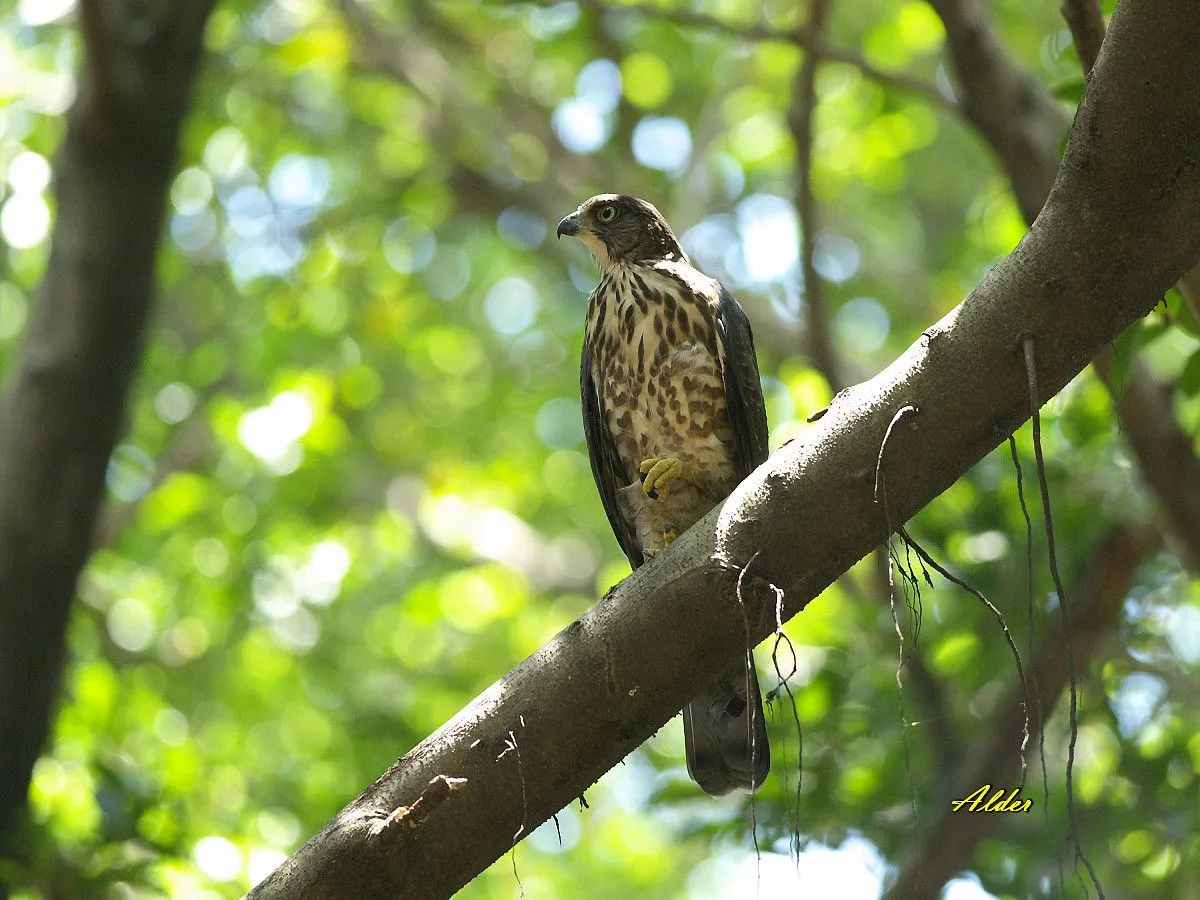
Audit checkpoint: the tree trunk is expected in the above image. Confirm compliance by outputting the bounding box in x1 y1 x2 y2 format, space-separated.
0 0 217 848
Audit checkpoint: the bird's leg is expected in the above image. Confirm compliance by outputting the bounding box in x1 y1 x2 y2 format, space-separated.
638 456 688 499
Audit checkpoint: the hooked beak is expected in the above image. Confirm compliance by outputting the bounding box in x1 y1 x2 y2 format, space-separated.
556 212 581 239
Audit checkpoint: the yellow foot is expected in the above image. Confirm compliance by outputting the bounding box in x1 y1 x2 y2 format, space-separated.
639 456 685 499
660 528 678 545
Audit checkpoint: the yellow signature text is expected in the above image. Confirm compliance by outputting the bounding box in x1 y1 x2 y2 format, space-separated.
950 784 1033 814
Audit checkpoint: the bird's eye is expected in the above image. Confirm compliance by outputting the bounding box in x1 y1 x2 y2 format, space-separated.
597 205 617 223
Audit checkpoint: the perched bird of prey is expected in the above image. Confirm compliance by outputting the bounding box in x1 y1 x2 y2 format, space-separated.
557 194 770 795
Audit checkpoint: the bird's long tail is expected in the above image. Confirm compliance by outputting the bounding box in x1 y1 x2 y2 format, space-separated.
683 658 770 795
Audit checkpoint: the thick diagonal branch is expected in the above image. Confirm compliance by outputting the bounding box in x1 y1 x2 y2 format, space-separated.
250 4 1200 896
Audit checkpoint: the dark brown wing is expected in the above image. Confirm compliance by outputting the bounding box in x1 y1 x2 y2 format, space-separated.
581 335 644 569
715 285 769 479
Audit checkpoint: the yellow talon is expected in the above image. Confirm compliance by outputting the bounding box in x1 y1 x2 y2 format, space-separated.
639 456 683 499
661 529 678 545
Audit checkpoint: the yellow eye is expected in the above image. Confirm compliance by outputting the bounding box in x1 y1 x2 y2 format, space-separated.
597 205 617 223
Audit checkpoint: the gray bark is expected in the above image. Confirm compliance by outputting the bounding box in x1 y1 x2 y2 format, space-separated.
250 2 1200 897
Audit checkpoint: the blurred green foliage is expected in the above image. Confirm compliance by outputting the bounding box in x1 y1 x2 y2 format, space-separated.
1 0 1199 897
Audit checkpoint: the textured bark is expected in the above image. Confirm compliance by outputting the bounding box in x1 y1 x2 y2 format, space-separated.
0 0 216 845
885 525 1158 899
931 0 1200 575
250 3 1200 897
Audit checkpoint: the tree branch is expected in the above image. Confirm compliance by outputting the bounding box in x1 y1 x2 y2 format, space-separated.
930 0 1200 575
250 4 1200 895
789 0 842 391
1062 0 1106 73
885 524 1158 898
926 0 1070 224
0 0 217 845
554 0 961 116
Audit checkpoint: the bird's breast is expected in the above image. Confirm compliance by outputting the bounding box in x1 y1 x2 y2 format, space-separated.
587 265 735 490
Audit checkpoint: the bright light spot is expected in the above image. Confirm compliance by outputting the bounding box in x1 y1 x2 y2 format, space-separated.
690 838 885 899
382 217 436 274
944 874 999 899
814 232 862 283
268 154 331 209
107 597 155 653
423 246 472 300
736 193 797 283
300 540 351 605
420 496 551 582
193 836 243 882
203 127 250 181
238 391 314 470
632 116 691 174
497 207 547 248
484 276 539 335
226 186 274 239
155 382 197 424
248 848 288 886
171 167 214 214
535 397 583 449
528 1 579 37
1165 605 1200 664
1110 672 1166 737
154 708 189 746
193 537 230 578
106 444 154 502
7 151 50 193
576 58 621 114
271 606 320 652
682 214 737 276
1 193 50 249
254 569 301 621
171 210 219 255
552 97 610 154
18 0 75 25
834 297 891 353
963 530 1008 563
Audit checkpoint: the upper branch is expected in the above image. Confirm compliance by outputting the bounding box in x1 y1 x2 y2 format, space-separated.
926 0 1069 223
555 0 960 115
250 3 1200 896
789 0 843 390
1062 0 1106 73
931 0 1200 575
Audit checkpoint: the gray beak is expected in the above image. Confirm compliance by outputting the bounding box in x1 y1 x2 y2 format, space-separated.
556 213 581 239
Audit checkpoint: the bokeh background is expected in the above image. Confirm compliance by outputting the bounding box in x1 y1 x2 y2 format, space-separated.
1 0 1198 897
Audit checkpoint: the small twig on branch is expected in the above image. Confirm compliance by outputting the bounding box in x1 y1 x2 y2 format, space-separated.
369 775 468 840
896 525 1030 787
1062 0 1106 73
1023 337 1105 899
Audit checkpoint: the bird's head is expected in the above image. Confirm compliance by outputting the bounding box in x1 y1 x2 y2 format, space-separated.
556 194 685 269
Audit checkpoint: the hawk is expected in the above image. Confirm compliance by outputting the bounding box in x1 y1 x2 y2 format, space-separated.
557 194 770 795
